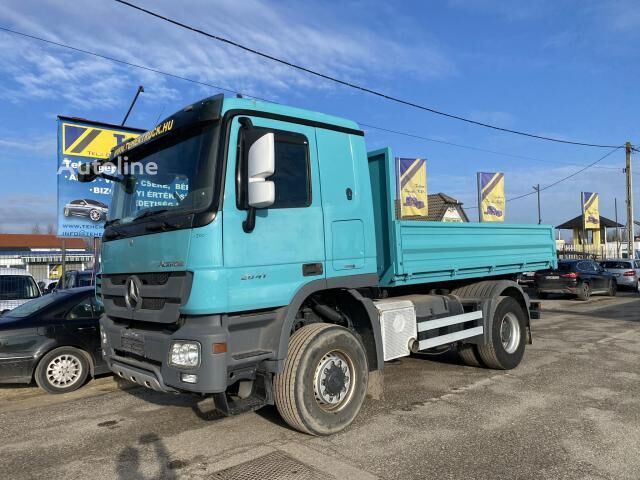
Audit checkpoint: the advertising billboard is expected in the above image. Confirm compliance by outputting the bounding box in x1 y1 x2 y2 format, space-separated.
478 172 505 222
582 192 600 230
57 117 144 237
397 157 428 219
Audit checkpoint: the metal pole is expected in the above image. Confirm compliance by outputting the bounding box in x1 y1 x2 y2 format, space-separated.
477 173 483 223
625 142 635 258
121 85 144 126
615 197 620 258
533 184 541 224
581 192 586 258
61 238 66 289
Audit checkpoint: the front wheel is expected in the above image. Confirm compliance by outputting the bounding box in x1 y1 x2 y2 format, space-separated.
477 296 527 370
274 323 368 436
35 347 89 394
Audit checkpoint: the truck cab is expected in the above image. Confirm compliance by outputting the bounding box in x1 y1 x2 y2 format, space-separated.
93 95 556 435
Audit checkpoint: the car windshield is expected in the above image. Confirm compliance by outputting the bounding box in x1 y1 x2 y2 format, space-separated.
0 275 40 300
4 292 67 318
602 261 632 269
108 123 218 225
77 273 93 286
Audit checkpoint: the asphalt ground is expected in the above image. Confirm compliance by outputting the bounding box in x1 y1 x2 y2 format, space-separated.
1 291 639 480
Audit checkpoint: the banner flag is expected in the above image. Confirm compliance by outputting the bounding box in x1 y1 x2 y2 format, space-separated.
582 192 600 230
478 172 505 222
57 117 144 237
397 157 428 218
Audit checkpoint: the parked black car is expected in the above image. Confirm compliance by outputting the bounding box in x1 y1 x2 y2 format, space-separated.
0 287 108 393
535 259 616 300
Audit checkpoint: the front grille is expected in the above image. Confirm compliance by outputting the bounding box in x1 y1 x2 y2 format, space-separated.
101 271 192 323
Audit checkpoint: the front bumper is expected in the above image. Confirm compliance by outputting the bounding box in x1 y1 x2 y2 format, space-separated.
101 315 229 394
0 355 35 384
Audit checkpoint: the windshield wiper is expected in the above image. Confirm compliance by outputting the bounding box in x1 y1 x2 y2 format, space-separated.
133 208 169 221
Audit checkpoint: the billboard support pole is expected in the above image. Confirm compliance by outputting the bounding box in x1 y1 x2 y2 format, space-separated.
625 142 635 258
476 173 483 223
61 238 66 288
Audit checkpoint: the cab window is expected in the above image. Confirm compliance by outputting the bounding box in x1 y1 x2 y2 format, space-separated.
67 297 94 320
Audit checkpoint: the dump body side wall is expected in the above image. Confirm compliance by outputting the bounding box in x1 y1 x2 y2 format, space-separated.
367 148 557 289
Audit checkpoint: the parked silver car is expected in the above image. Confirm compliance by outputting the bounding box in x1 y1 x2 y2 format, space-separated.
63 198 108 222
600 259 640 291
0 268 41 313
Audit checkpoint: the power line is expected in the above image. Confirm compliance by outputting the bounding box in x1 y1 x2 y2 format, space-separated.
114 0 621 149
3 25 626 175
361 123 623 171
467 147 622 210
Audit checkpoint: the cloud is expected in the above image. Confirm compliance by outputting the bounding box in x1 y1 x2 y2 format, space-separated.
0 0 456 113
446 0 557 21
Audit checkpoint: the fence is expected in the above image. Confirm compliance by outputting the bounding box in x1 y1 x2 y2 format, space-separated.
557 242 640 261
0 250 97 284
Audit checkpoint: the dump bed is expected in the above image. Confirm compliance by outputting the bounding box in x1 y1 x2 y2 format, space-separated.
368 148 557 287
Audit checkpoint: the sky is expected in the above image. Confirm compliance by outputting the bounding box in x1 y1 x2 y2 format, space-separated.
0 0 639 234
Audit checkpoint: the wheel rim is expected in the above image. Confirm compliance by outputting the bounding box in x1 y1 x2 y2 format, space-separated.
313 350 354 412
46 354 82 388
584 284 590 297
90 210 100 221
500 312 521 354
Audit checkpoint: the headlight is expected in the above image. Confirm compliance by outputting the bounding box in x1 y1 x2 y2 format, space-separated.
169 341 200 368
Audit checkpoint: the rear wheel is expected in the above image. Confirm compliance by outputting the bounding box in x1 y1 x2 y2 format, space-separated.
457 344 484 367
89 209 101 222
35 347 89 394
576 282 591 301
274 323 368 436
477 297 527 370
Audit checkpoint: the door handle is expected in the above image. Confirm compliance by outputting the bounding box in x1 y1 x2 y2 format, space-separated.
77 327 96 332
302 263 323 276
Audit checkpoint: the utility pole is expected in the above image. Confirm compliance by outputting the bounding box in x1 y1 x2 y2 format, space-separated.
625 142 635 258
533 184 541 224
615 197 621 258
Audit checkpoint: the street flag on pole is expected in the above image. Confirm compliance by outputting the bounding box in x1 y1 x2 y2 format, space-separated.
582 192 600 230
397 158 428 219
478 172 506 222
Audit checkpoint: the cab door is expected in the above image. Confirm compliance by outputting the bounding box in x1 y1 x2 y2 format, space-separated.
222 116 325 312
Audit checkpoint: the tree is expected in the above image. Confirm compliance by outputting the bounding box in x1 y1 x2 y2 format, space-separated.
32 224 42 234
46 223 55 235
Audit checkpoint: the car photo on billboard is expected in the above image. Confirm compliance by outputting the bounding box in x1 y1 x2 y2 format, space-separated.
62 198 108 222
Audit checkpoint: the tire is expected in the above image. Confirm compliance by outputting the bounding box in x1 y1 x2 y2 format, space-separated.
608 280 617 297
35 347 90 394
576 282 591 301
457 344 484 367
89 209 102 222
537 291 548 300
274 323 368 436
477 297 527 370
63 207 69 216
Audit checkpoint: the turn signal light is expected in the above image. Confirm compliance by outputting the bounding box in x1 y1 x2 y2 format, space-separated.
212 342 227 354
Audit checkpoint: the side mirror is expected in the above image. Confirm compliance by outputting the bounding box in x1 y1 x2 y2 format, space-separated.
247 132 275 208
77 161 100 183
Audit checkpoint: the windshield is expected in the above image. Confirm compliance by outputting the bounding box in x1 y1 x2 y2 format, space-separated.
602 261 632 269
108 124 218 225
0 275 40 300
4 292 66 318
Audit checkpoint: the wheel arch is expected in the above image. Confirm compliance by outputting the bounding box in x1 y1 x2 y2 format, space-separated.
274 274 383 372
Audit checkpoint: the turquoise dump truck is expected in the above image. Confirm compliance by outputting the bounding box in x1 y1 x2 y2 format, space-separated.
83 95 556 435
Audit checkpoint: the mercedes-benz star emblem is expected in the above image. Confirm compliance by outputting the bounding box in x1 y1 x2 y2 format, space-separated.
124 276 142 311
